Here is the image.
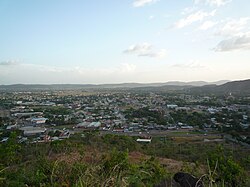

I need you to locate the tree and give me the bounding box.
[0,132,22,166]
[208,145,245,187]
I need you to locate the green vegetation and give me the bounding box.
[125,107,167,125]
[170,110,208,127]
[0,132,249,186]
[206,145,246,187]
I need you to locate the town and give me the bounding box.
[1,89,249,145]
[1,86,250,186]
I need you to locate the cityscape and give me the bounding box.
[1,83,250,144]
[0,80,250,186]
[1,0,250,186]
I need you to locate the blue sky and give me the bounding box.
[0,0,250,84]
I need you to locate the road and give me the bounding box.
[98,129,223,138]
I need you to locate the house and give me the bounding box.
[31,117,48,124]
[167,104,178,109]
[136,136,152,143]
[20,126,47,136]
[13,112,43,117]
[6,124,18,130]
[76,122,90,128]
[76,121,101,128]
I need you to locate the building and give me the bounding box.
[31,117,48,124]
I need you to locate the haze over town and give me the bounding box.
[0,0,250,84]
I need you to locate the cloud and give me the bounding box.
[175,10,216,28]
[214,32,250,52]
[138,49,166,58]
[123,43,167,58]
[199,20,217,30]
[124,43,152,54]
[120,63,137,73]
[0,60,19,66]
[215,17,250,37]
[149,15,155,20]
[181,7,197,15]
[133,0,159,7]
[0,63,139,84]
[172,60,206,69]
[194,0,231,7]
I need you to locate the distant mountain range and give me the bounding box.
[0,80,230,91]
[189,79,250,94]
[1,79,250,94]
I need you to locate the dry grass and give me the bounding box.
[171,135,223,143]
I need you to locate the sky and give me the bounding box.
[0,0,250,84]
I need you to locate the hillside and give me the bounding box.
[189,79,250,94]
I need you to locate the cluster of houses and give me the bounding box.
[0,90,249,144]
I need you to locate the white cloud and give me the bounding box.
[214,32,250,52]
[133,0,158,7]
[124,42,152,53]
[199,20,217,30]
[139,49,167,58]
[215,17,250,37]
[181,7,197,15]
[124,42,167,58]
[175,10,216,28]
[172,60,206,69]
[120,63,137,73]
[149,15,155,20]
[0,61,248,84]
[0,63,139,84]
[194,0,231,7]
[0,60,19,66]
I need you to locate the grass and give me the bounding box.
[1,132,249,187]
